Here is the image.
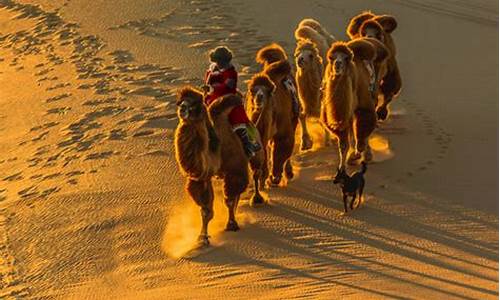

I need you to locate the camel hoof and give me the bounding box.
[225,221,240,232]
[267,176,281,187]
[251,193,265,206]
[197,235,210,247]
[377,107,388,120]
[285,163,294,180]
[301,137,313,151]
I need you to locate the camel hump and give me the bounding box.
[297,18,335,44]
[363,37,389,63]
[347,11,375,39]
[256,43,288,65]
[347,39,376,61]
[295,26,326,49]
[208,94,243,119]
[264,60,292,82]
[373,15,398,33]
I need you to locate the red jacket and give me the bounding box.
[204,63,238,105]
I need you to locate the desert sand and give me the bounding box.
[0,0,498,299]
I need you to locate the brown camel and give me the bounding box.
[347,11,376,40]
[175,87,256,246]
[251,44,299,186]
[321,40,378,172]
[348,12,402,120]
[293,39,325,150]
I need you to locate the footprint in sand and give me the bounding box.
[46,107,71,115]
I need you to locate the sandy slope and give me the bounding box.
[0,0,498,299]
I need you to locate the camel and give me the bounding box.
[293,39,324,150]
[321,40,378,172]
[294,18,335,65]
[348,12,402,120]
[175,87,260,247]
[251,44,299,186]
[346,11,376,40]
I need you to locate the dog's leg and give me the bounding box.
[350,194,357,210]
[343,194,348,213]
[357,180,365,209]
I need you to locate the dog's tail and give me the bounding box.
[360,161,367,174]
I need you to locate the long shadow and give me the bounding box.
[272,201,498,292]
[286,183,499,261]
[192,235,412,299]
[278,185,498,281]
[392,185,499,231]
[213,223,493,300]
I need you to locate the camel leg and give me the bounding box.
[377,71,401,120]
[223,175,248,231]
[269,136,294,186]
[352,109,376,164]
[299,114,313,151]
[224,195,240,231]
[250,156,265,206]
[324,129,333,147]
[336,130,350,172]
[186,179,214,246]
[376,95,392,121]
[284,159,294,180]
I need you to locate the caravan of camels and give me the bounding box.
[174,12,402,247]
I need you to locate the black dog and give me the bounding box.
[333,162,367,212]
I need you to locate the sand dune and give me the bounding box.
[0,0,497,299]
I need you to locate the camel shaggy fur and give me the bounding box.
[348,12,402,120]
[321,40,378,171]
[347,11,376,39]
[293,39,325,150]
[294,18,335,64]
[250,44,299,186]
[175,87,255,246]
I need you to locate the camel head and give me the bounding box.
[360,20,385,42]
[176,87,206,123]
[347,11,375,39]
[295,40,322,69]
[247,74,275,108]
[327,42,353,76]
[373,15,397,34]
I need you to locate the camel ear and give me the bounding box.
[376,15,397,33]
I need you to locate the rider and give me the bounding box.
[203,46,261,157]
